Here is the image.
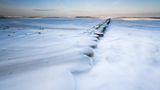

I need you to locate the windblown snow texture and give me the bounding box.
[0,18,160,90]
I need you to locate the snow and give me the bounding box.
[0,66,75,90]
[0,18,160,90]
[0,18,102,90]
[76,19,160,90]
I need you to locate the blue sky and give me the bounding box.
[0,0,160,17]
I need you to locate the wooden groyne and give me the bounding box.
[94,18,111,38]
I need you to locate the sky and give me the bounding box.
[0,0,160,17]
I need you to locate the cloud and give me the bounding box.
[32,9,56,12]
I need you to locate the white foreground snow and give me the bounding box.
[76,19,160,90]
[0,18,102,90]
[0,18,160,90]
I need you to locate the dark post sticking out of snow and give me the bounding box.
[94,18,111,38]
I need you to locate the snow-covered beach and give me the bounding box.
[0,18,160,90]
[76,19,160,90]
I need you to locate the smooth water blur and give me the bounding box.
[0,18,103,30]
[113,19,160,30]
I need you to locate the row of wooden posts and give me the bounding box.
[94,18,111,37]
